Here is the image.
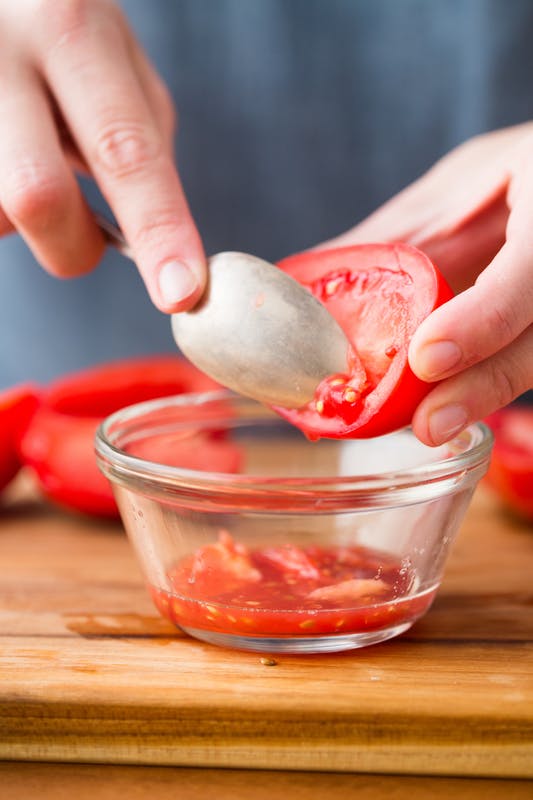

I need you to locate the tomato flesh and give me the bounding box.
[150,531,435,637]
[485,406,533,520]
[275,244,453,439]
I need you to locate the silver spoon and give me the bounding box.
[94,214,351,408]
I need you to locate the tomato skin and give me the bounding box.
[18,356,231,517]
[0,385,41,493]
[19,408,118,517]
[485,406,533,521]
[275,243,454,439]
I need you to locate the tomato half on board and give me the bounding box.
[0,384,40,494]
[18,356,240,518]
[485,406,533,521]
[274,243,453,439]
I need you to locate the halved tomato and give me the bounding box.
[485,406,533,521]
[275,243,453,439]
[0,384,40,494]
[18,356,239,517]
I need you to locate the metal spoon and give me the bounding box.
[94,215,351,408]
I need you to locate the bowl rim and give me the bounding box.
[95,390,493,507]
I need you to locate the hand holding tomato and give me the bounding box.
[0,0,205,312]
[321,123,533,446]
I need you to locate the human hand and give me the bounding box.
[0,0,205,312]
[318,123,533,445]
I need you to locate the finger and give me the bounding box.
[412,324,533,446]
[0,66,104,276]
[36,4,205,312]
[412,192,508,293]
[0,207,14,236]
[122,21,176,148]
[56,37,175,175]
[408,198,533,385]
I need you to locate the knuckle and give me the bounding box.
[38,0,96,45]
[488,360,519,408]
[92,122,162,179]
[3,161,68,226]
[130,211,181,251]
[484,303,515,345]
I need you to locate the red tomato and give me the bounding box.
[274,243,454,439]
[485,406,533,521]
[18,356,239,517]
[152,531,435,637]
[0,384,40,493]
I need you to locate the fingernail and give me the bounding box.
[429,404,468,444]
[158,260,198,307]
[415,340,462,380]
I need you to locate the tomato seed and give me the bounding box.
[260,657,278,666]
[325,279,341,296]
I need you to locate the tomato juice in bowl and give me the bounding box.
[95,392,492,654]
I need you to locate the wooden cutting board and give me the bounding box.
[1,477,532,779]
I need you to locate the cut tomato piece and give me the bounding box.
[274,243,454,439]
[253,544,321,582]
[307,577,388,603]
[18,356,239,517]
[485,406,533,521]
[0,384,41,494]
[170,530,261,598]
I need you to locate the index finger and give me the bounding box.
[36,2,205,312]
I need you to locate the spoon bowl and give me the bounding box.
[93,214,351,408]
[171,252,351,408]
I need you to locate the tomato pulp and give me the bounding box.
[275,244,453,439]
[485,406,533,521]
[150,531,435,637]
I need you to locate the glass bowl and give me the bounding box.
[95,391,493,654]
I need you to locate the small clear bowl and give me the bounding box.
[95,392,493,654]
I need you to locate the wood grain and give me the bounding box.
[1,477,532,778]
[2,762,533,800]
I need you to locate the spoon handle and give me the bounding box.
[93,212,133,259]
